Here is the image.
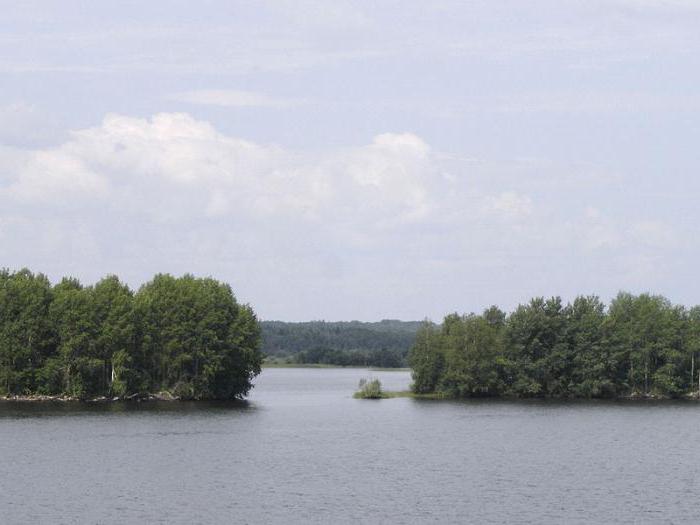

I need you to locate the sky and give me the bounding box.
[1,0,700,321]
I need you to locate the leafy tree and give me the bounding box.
[0,269,261,400]
[503,297,567,397]
[47,277,100,398]
[687,306,700,394]
[133,274,261,399]
[92,276,135,395]
[438,313,504,397]
[0,269,54,395]
[208,304,262,399]
[408,292,697,399]
[606,293,686,396]
[409,321,444,394]
[565,296,613,397]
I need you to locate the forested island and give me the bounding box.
[261,320,420,367]
[0,269,261,400]
[410,294,700,399]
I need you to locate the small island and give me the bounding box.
[0,269,262,401]
[353,378,385,399]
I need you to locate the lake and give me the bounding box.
[2,367,699,524]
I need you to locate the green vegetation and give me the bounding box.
[353,388,446,400]
[410,294,700,399]
[0,268,262,400]
[353,378,384,399]
[261,320,421,367]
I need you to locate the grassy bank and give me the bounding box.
[353,390,448,399]
[368,391,700,401]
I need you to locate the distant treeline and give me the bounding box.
[261,320,422,367]
[0,269,262,400]
[411,294,700,399]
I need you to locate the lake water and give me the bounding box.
[2,367,700,524]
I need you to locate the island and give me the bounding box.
[407,294,700,400]
[0,269,262,401]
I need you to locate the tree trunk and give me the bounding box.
[644,360,649,395]
[692,353,695,394]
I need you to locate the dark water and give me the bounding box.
[2,368,700,524]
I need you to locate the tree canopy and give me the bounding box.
[410,293,700,399]
[0,269,261,400]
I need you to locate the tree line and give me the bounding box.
[410,293,700,398]
[293,347,406,368]
[261,320,420,367]
[0,269,262,400]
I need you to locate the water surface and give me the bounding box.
[2,368,699,523]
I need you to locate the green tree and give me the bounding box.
[687,306,700,396]
[438,312,504,397]
[0,269,55,395]
[409,320,443,394]
[46,278,101,398]
[503,297,566,397]
[565,295,614,397]
[607,293,686,397]
[92,275,135,396]
[133,274,262,399]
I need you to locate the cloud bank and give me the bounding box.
[0,113,684,320]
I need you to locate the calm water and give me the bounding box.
[2,368,700,524]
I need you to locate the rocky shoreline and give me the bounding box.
[1,391,180,403]
[3,391,700,403]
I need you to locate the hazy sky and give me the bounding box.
[1,0,700,321]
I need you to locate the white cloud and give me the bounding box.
[168,89,305,109]
[1,113,439,230]
[8,148,109,203]
[0,112,691,320]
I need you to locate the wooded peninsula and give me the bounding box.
[410,294,700,399]
[0,269,261,400]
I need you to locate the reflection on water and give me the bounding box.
[2,367,700,524]
[0,399,252,418]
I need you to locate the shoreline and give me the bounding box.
[5,387,699,404]
[1,392,181,403]
[375,390,700,401]
[262,363,410,371]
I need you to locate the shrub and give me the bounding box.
[355,377,383,399]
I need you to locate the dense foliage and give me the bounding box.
[410,294,700,399]
[0,269,262,400]
[261,320,421,367]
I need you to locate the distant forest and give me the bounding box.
[411,293,700,399]
[261,320,422,367]
[0,269,262,400]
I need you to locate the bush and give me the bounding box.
[355,378,383,399]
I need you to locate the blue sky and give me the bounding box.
[1,0,700,320]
